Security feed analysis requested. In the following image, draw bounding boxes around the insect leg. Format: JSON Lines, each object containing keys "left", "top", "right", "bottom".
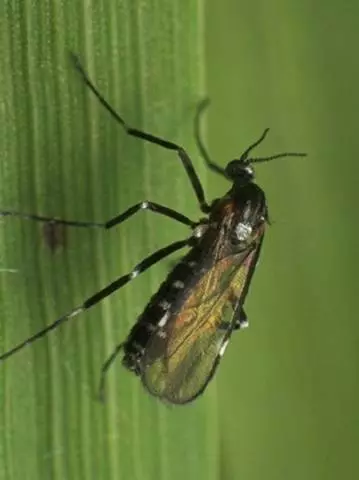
{"left": 98, "top": 342, "right": 124, "bottom": 402}
{"left": 0, "top": 210, "right": 105, "bottom": 228}
{"left": 0, "top": 238, "right": 190, "bottom": 362}
{"left": 194, "top": 98, "right": 226, "bottom": 178}
{"left": 104, "top": 201, "right": 196, "bottom": 229}
{"left": 0, "top": 201, "right": 196, "bottom": 231}
{"left": 71, "top": 53, "right": 210, "bottom": 213}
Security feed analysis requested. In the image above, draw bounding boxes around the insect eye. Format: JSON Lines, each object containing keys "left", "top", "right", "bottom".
{"left": 234, "top": 222, "right": 252, "bottom": 243}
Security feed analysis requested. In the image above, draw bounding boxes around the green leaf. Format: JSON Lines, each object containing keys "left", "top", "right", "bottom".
{"left": 0, "top": 2, "right": 218, "bottom": 479}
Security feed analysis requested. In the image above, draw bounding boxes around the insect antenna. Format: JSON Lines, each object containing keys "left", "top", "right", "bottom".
{"left": 250, "top": 151, "right": 307, "bottom": 164}
{"left": 240, "top": 128, "right": 307, "bottom": 164}
{"left": 240, "top": 128, "right": 270, "bottom": 162}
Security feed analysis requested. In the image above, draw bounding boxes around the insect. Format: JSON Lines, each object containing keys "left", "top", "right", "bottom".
{"left": 0, "top": 55, "right": 306, "bottom": 404}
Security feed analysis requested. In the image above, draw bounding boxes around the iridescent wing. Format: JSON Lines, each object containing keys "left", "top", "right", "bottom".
{"left": 140, "top": 234, "right": 264, "bottom": 404}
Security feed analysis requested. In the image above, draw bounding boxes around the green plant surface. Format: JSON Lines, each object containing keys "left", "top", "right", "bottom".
{"left": 0, "top": 2, "right": 219, "bottom": 480}
{"left": 206, "top": 1, "right": 359, "bottom": 479}
{"left": 3, "top": 1, "right": 358, "bottom": 479}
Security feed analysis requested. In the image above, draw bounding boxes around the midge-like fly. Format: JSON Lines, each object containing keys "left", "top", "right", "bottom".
{"left": 0, "top": 56, "right": 306, "bottom": 404}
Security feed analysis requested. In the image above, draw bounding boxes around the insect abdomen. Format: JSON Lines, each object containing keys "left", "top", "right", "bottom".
{"left": 122, "top": 245, "right": 211, "bottom": 372}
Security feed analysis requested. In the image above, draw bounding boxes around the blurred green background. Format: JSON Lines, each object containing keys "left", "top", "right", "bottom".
{"left": 207, "top": 2, "right": 359, "bottom": 479}
{"left": 0, "top": 1, "right": 358, "bottom": 479}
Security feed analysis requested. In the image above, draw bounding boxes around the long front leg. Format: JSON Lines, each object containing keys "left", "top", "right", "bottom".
{"left": 71, "top": 53, "right": 210, "bottom": 213}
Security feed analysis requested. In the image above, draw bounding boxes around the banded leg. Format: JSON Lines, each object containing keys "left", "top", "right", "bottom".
{"left": 0, "top": 200, "right": 196, "bottom": 231}
{"left": 71, "top": 53, "right": 210, "bottom": 213}
{"left": 0, "top": 237, "right": 191, "bottom": 362}
{"left": 217, "top": 301, "right": 247, "bottom": 362}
